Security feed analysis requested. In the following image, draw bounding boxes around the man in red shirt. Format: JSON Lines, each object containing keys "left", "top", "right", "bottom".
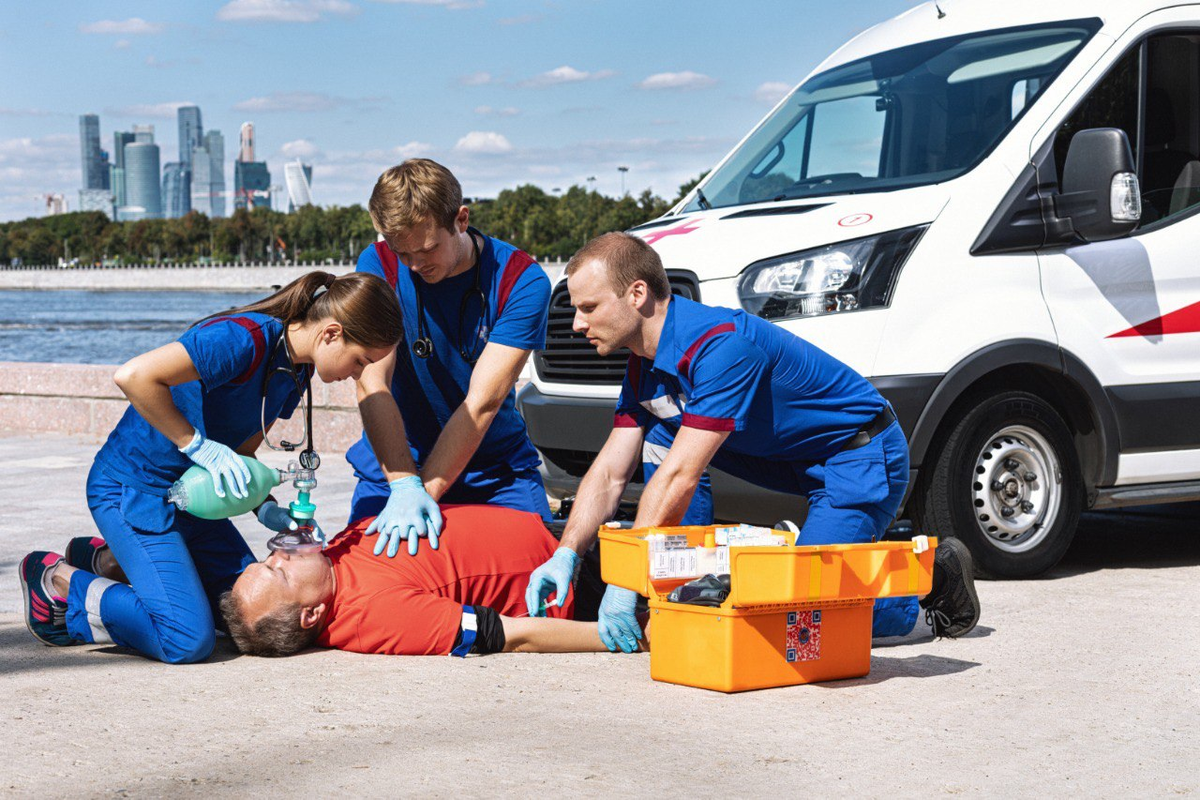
{"left": 220, "top": 505, "right": 619, "bottom": 657}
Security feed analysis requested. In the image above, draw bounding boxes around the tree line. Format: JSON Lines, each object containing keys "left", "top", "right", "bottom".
{"left": 0, "top": 176, "right": 704, "bottom": 267}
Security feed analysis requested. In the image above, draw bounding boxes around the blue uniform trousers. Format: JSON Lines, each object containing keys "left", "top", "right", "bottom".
{"left": 641, "top": 420, "right": 919, "bottom": 637}
{"left": 66, "top": 464, "right": 256, "bottom": 664}
{"left": 348, "top": 467, "right": 552, "bottom": 526}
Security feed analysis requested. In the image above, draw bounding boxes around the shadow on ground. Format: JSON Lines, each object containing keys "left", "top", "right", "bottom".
{"left": 1047, "top": 502, "right": 1200, "bottom": 578}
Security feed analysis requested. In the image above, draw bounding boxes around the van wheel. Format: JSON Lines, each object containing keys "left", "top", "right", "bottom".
{"left": 912, "top": 391, "right": 1083, "bottom": 578}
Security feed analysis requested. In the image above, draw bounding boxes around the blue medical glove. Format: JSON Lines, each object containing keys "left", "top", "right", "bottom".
{"left": 364, "top": 476, "right": 444, "bottom": 557}
{"left": 525, "top": 547, "right": 579, "bottom": 617}
{"left": 180, "top": 430, "right": 251, "bottom": 500}
{"left": 255, "top": 500, "right": 296, "bottom": 533}
{"left": 598, "top": 585, "right": 642, "bottom": 653}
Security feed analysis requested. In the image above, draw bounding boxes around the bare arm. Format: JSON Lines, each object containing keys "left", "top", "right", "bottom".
{"left": 633, "top": 426, "right": 729, "bottom": 528}
{"left": 236, "top": 427, "right": 265, "bottom": 457}
{"left": 420, "top": 342, "right": 530, "bottom": 501}
{"left": 558, "top": 425, "right": 646, "bottom": 556}
{"left": 501, "top": 615, "right": 648, "bottom": 653}
{"left": 355, "top": 346, "right": 419, "bottom": 480}
{"left": 112, "top": 342, "right": 202, "bottom": 448}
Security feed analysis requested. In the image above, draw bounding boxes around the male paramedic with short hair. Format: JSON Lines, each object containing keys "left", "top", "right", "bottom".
{"left": 525, "top": 232, "right": 980, "bottom": 653}
{"left": 350, "top": 159, "right": 552, "bottom": 558}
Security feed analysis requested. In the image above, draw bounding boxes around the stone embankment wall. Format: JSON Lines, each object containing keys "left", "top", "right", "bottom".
{"left": 0, "top": 361, "right": 364, "bottom": 450}
{"left": 0, "top": 260, "right": 566, "bottom": 291}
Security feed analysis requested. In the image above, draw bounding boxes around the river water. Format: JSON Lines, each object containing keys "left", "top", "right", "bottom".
{"left": 0, "top": 290, "right": 263, "bottom": 364}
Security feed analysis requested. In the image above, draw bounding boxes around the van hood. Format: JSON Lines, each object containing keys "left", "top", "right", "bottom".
{"left": 637, "top": 185, "right": 949, "bottom": 280}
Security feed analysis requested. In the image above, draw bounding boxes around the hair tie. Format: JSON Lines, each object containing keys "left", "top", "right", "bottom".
{"left": 312, "top": 285, "right": 328, "bottom": 300}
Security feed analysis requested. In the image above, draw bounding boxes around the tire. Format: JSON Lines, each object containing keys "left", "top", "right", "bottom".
{"left": 911, "top": 390, "right": 1084, "bottom": 578}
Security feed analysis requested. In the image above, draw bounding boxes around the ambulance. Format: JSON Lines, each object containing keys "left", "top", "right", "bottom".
{"left": 519, "top": 0, "right": 1200, "bottom": 577}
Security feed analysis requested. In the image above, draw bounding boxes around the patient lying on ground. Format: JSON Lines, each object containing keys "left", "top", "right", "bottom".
{"left": 221, "top": 504, "right": 628, "bottom": 657}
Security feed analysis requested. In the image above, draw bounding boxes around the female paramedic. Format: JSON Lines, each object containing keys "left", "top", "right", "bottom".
{"left": 19, "top": 271, "right": 402, "bottom": 664}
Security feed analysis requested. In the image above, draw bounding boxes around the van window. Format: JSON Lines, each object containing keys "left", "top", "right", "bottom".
{"left": 686, "top": 19, "right": 1100, "bottom": 211}
{"left": 1055, "top": 32, "right": 1200, "bottom": 227}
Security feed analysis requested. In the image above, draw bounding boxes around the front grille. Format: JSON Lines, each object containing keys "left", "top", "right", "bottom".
{"left": 534, "top": 270, "right": 701, "bottom": 385}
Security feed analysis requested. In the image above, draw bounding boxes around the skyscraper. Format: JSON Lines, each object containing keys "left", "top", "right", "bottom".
{"left": 122, "top": 141, "right": 162, "bottom": 220}
{"left": 205, "top": 130, "right": 226, "bottom": 218}
{"left": 192, "top": 130, "right": 226, "bottom": 219}
{"left": 239, "top": 122, "right": 255, "bottom": 162}
{"left": 235, "top": 160, "right": 271, "bottom": 212}
{"left": 111, "top": 130, "right": 135, "bottom": 209}
{"left": 284, "top": 160, "right": 314, "bottom": 212}
{"left": 178, "top": 106, "right": 203, "bottom": 162}
{"left": 162, "top": 162, "right": 191, "bottom": 219}
{"left": 79, "top": 114, "right": 110, "bottom": 190}
{"left": 133, "top": 125, "right": 154, "bottom": 143}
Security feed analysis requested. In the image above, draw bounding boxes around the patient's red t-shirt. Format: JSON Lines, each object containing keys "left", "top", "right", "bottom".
{"left": 315, "top": 505, "right": 573, "bottom": 655}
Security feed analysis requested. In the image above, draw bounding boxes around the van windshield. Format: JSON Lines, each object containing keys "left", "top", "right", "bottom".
{"left": 687, "top": 19, "right": 1101, "bottom": 211}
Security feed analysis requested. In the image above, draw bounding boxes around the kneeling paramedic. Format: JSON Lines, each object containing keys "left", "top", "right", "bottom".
{"left": 19, "top": 272, "right": 402, "bottom": 664}
{"left": 525, "top": 233, "right": 981, "bottom": 653}
{"left": 349, "top": 158, "right": 553, "bottom": 559}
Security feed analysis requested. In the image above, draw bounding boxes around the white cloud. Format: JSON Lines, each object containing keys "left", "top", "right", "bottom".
{"left": 454, "top": 131, "right": 512, "bottom": 155}
{"left": 0, "top": 135, "right": 82, "bottom": 222}
{"left": 637, "top": 71, "right": 717, "bottom": 91}
{"left": 216, "top": 0, "right": 358, "bottom": 23}
{"left": 114, "top": 39, "right": 132, "bottom": 50}
{"left": 109, "top": 101, "right": 197, "bottom": 119}
{"left": 459, "top": 71, "right": 496, "bottom": 86}
{"left": 474, "top": 105, "right": 520, "bottom": 117}
{"left": 521, "top": 65, "right": 615, "bottom": 88}
{"left": 234, "top": 91, "right": 358, "bottom": 112}
{"left": 393, "top": 141, "right": 432, "bottom": 159}
{"left": 755, "top": 81, "right": 792, "bottom": 105}
{"left": 280, "top": 139, "right": 323, "bottom": 160}
{"left": 370, "top": 0, "right": 484, "bottom": 7}
{"left": 80, "top": 18, "right": 165, "bottom": 35}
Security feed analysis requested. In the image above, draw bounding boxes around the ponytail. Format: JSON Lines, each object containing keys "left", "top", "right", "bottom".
{"left": 201, "top": 271, "right": 403, "bottom": 349}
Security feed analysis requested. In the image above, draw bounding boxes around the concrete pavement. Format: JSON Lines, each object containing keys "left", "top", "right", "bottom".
{"left": 1, "top": 433, "right": 1197, "bottom": 796}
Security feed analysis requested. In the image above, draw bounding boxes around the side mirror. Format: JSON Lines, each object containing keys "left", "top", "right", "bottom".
{"left": 1057, "top": 127, "right": 1141, "bottom": 242}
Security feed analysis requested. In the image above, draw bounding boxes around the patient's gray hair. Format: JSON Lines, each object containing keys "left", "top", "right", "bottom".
{"left": 219, "top": 590, "right": 319, "bottom": 657}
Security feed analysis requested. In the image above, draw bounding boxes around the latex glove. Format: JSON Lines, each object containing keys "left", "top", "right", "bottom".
{"left": 364, "top": 476, "right": 444, "bottom": 557}
{"left": 598, "top": 585, "right": 642, "bottom": 653}
{"left": 255, "top": 501, "right": 325, "bottom": 543}
{"left": 255, "top": 500, "right": 297, "bottom": 533}
{"left": 524, "top": 547, "right": 579, "bottom": 617}
{"left": 180, "top": 430, "right": 251, "bottom": 499}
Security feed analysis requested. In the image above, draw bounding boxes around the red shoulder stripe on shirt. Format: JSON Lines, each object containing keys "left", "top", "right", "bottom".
{"left": 496, "top": 249, "right": 536, "bottom": 317}
{"left": 373, "top": 240, "right": 400, "bottom": 290}
{"left": 613, "top": 413, "right": 642, "bottom": 428}
{"left": 681, "top": 412, "right": 736, "bottom": 431}
{"left": 676, "top": 322, "right": 736, "bottom": 380}
{"left": 200, "top": 316, "right": 266, "bottom": 384}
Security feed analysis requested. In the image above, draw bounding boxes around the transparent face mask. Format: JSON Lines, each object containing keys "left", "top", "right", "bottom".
{"left": 266, "top": 524, "right": 323, "bottom": 555}
{"left": 266, "top": 462, "right": 323, "bottom": 554}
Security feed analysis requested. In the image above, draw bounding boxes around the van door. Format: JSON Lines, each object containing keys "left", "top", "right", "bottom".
{"left": 1039, "top": 27, "right": 1200, "bottom": 486}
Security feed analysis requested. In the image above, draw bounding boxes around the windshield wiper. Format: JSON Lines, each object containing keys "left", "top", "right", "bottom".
{"left": 695, "top": 187, "right": 712, "bottom": 210}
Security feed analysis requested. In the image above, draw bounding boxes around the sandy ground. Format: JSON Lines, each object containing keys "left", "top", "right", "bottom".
{"left": 1, "top": 433, "right": 1197, "bottom": 797}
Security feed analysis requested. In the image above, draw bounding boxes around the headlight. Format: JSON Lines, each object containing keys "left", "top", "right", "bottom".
{"left": 737, "top": 225, "right": 927, "bottom": 320}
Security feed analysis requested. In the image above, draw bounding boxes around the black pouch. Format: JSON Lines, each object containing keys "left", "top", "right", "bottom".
{"left": 667, "top": 573, "right": 732, "bottom": 607}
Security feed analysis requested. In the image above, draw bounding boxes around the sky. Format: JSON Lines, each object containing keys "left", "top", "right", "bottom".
{"left": 0, "top": 0, "right": 920, "bottom": 223}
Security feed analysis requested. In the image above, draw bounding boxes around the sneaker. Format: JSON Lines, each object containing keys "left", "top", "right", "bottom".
{"left": 19, "top": 551, "right": 75, "bottom": 647}
{"left": 920, "top": 538, "right": 981, "bottom": 638}
{"left": 65, "top": 536, "right": 108, "bottom": 573}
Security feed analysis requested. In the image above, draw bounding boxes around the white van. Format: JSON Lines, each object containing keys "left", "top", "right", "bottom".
{"left": 519, "top": 0, "right": 1200, "bottom": 578}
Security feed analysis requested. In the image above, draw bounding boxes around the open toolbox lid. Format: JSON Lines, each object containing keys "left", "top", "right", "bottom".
{"left": 599, "top": 524, "right": 937, "bottom": 609}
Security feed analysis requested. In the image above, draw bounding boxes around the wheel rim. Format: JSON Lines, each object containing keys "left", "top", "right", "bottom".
{"left": 970, "top": 424, "right": 1062, "bottom": 554}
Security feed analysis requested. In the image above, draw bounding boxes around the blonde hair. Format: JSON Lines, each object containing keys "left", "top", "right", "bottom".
{"left": 566, "top": 232, "right": 671, "bottom": 301}
{"left": 369, "top": 158, "right": 463, "bottom": 239}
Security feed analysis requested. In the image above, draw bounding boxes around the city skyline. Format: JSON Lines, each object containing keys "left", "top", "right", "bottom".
{"left": 0, "top": 0, "right": 916, "bottom": 222}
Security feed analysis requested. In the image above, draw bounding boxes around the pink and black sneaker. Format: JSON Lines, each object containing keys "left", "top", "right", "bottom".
{"left": 65, "top": 536, "right": 108, "bottom": 574}
{"left": 19, "top": 551, "right": 76, "bottom": 647}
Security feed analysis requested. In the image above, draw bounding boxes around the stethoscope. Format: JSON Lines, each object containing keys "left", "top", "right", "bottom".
{"left": 260, "top": 333, "right": 319, "bottom": 470}
{"left": 410, "top": 228, "right": 489, "bottom": 364}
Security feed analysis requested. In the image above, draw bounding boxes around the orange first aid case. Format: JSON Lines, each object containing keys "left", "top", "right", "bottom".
{"left": 599, "top": 524, "right": 936, "bottom": 693}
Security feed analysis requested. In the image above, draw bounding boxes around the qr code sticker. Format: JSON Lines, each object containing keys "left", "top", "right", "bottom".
{"left": 785, "top": 609, "right": 822, "bottom": 663}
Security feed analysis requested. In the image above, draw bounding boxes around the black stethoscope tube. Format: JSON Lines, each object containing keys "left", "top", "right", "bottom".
{"left": 411, "top": 228, "right": 488, "bottom": 364}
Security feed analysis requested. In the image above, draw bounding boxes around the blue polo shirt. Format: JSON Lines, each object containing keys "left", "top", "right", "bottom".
{"left": 346, "top": 230, "right": 550, "bottom": 486}
{"left": 615, "top": 296, "right": 885, "bottom": 465}
{"left": 92, "top": 313, "right": 307, "bottom": 529}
